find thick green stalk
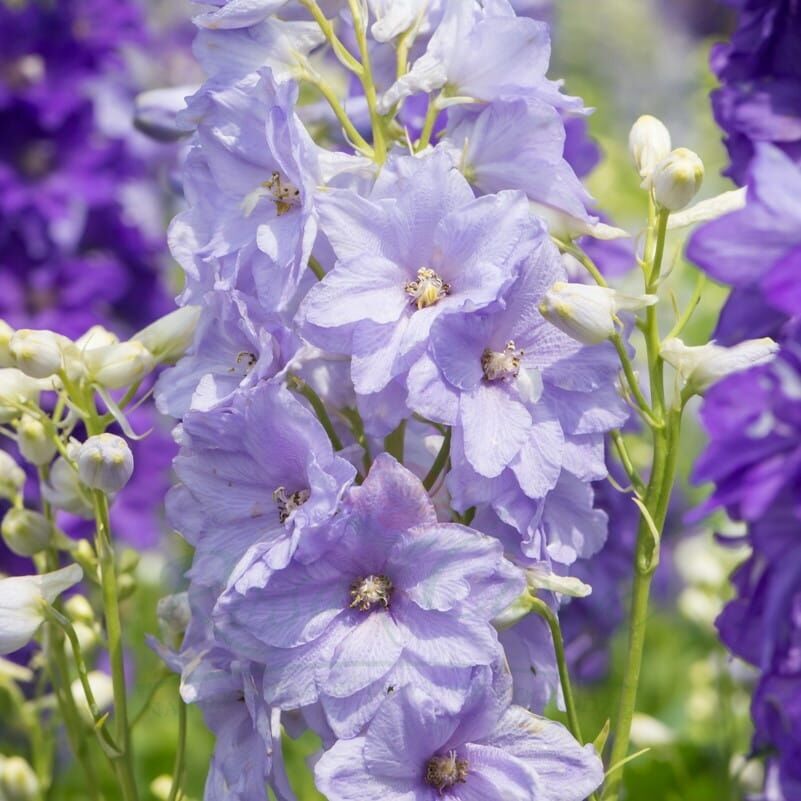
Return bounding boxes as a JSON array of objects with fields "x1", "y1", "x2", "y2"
[{"x1": 94, "y1": 491, "x2": 139, "y2": 801}]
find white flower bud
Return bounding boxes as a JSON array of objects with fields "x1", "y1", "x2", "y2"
[
  {"x1": 629, "y1": 115, "x2": 672, "y2": 180},
  {"x1": 1, "y1": 508, "x2": 54, "y2": 557},
  {"x1": 526, "y1": 565, "x2": 592, "y2": 598},
  {"x1": 83, "y1": 341, "x2": 155, "y2": 389},
  {"x1": 75, "y1": 325, "x2": 119, "y2": 351},
  {"x1": 42, "y1": 445, "x2": 93, "y2": 517},
  {"x1": 134, "y1": 306, "x2": 201, "y2": 365},
  {"x1": 0, "y1": 755, "x2": 40, "y2": 801},
  {"x1": 15, "y1": 414, "x2": 56, "y2": 466},
  {"x1": 0, "y1": 564, "x2": 83, "y2": 654},
  {"x1": 0, "y1": 369, "x2": 42, "y2": 423},
  {"x1": 0, "y1": 452, "x2": 25, "y2": 502},
  {"x1": 0, "y1": 320, "x2": 14, "y2": 367},
  {"x1": 71, "y1": 670, "x2": 114, "y2": 724},
  {"x1": 63, "y1": 594, "x2": 95, "y2": 625},
  {"x1": 76, "y1": 434, "x2": 134, "y2": 494},
  {"x1": 649, "y1": 148, "x2": 704, "y2": 212},
  {"x1": 8, "y1": 329, "x2": 67, "y2": 378},
  {"x1": 539, "y1": 282, "x2": 657, "y2": 345},
  {"x1": 661, "y1": 336, "x2": 779, "y2": 392}
]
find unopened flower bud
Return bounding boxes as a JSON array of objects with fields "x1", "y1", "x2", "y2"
[
  {"x1": 9, "y1": 329, "x2": 67, "y2": 378},
  {"x1": 629, "y1": 115, "x2": 672, "y2": 179},
  {"x1": 134, "y1": 306, "x2": 201, "y2": 365},
  {"x1": 16, "y1": 414, "x2": 56, "y2": 466},
  {"x1": 71, "y1": 670, "x2": 114, "y2": 724},
  {"x1": 650, "y1": 148, "x2": 704, "y2": 212},
  {"x1": 0, "y1": 452, "x2": 25, "y2": 502},
  {"x1": 77, "y1": 434, "x2": 134, "y2": 494},
  {"x1": 76, "y1": 325, "x2": 119, "y2": 351},
  {"x1": 539, "y1": 282, "x2": 657, "y2": 345},
  {"x1": 1, "y1": 508, "x2": 54, "y2": 556},
  {"x1": 43, "y1": 446, "x2": 93, "y2": 518},
  {"x1": 661, "y1": 336, "x2": 779, "y2": 392},
  {"x1": 0, "y1": 755, "x2": 40, "y2": 801},
  {"x1": 0, "y1": 368, "x2": 42, "y2": 423},
  {"x1": 157, "y1": 592, "x2": 190, "y2": 640},
  {"x1": 0, "y1": 320, "x2": 14, "y2": 367},
  {"x1": 63, "y1": 594, "x2": 95, "y2": 625},
  {"x1": 84, "y1": 341, "x2": 155, "y2": 389}
]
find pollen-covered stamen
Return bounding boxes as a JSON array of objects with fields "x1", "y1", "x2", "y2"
[
  {"x1": 405, "y1": 268, "x2": 451, "y2": 310},
  {"x1": 425, "y1": 751, "x2": 469, "y2": 794},
  {"x1": 273, "y1": 486, "x2": 310, "y2": 523},
  {"x1": 242, "y1": 171, "x2": 301, "y2": 217},
  {"x1": 481, "y1": 340, "x2": 524, "y2": 381},
  {"x1": 349, "y1": 574, "x2": 393, "y2": 611}
]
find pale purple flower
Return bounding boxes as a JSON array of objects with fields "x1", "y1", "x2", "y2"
[
  {"x1": 213, "y1": 454, "x2": 524, "y2": 735},
  {"x1": 167, "y1": 382, "x2": 356, "y2": 587},
  {"x1": 155, "y1": 289, "x2": 291, "y2": 419},
  {"x1": 315, "y1": 671, "x2": 603, "y2": 801},
  {"x1": 300, "y1": 151, "x2": 533, "y2": 395}
]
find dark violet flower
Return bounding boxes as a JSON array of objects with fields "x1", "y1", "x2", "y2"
[
  {"x1": 300, "y1": 151, "x2": 533, "y2": 395},
  {"x1": 709, "y1": 0, "x2": 801, "y2": 182},
  {"x1": 688, "y1": 145, "x2": 801, "y2": 320},
  {"x1": 168, "y1": 382, "x2": 356, "y2": 586},
  {"x1": 692, "y1": 333, "x2": 801, "y2": 523},
  {"x1": 315, "y1": 671, "x2": 603, "y2": 801},
  {"x1": 213, "y1": 454, "x2": 524, "y2": 735}
]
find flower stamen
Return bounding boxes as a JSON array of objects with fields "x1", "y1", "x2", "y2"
[
  {"x1": 481, "y1": 340, "x2": 524, "y2": 382},
  {"x1": 405, "y1": 268, "x2": 451, "y2": 310},
  {"x1": 425, "y1": 751, "x2": 469, "y2": 794},
  {"x1": 242, "y1": 171, "x2": 301, "y2": 217},
  {"x1": 349, "y1": 574, "x2": 393, "y2": 611},
  {"x1": 273, "y1": 486, "x2": 310, "y2": 523}
]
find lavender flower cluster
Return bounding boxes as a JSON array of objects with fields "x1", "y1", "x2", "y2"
[
  {"x1": 689, "y1": 3, "x2": 801, "y2": 796},
  {"x1": 0, "y1": 0, "x2": 181, "y2": 562},
  {"x1": 156, "y1": 2, "x2": 630, "y2": 798}
]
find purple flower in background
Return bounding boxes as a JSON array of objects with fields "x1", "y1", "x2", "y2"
[
  {"x1": 315, "y1": 672, "x2": 603, "y2": 801},
  {"x1": 168, "y1": 382, "x2": 356, "y2": 587},
  {"x1": 213, "y1": 455, "x2": 524, "y2": 734},
  {"x1": 688, "y1": 145, "x2": 801, "y2": 321},
  {"x1": 709, "y1": 0, "x2": 801, "y2": 183}
]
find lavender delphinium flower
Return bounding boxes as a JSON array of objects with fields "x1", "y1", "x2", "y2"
[
  {"x1": 316, "y1": 669, "x2": 603, "y2": 801},
  {"x1": 153, "y1": 2, "x2": 629, "y2": 797},
  {"x1": 214, "y1": 454, "x2": 524, "y2": 737}
]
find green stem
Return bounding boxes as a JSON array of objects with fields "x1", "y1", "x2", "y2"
[
  {"x1": 347, "y1": 0, "x2": 387, "y2": 163},
  {"x1": 666, "y1": 272, "x2": 707, "y2": 340},
  {"x1": 603, "y1": 208, "x2": 676, "y2": 801},
  {"x1": 423, "y1": 427, "x2": 451, "y2": 491},
  {"x1": 415, "y1": 94, "x2": 440, "y2": 152},
  {"x1": 287, "y1": 375, "x2": 344, "y2": 451},
  {"x1": 551, "y1": 238, "x2": 609, "y2": 288},
  {"x1": 93, "y1": 490, "x2": 139, "y2": 801},
  {"x1": 384, "y1": 420, "x2": 406, "y2": 463},
  {"x1": 611, "y1": 334, "x2": 659, "y2": 427},
  {"x1": 308, "y1": 256, "x2": 326, "y2": 281},
  {"x1": 299, "y1": 0, "x2": 364, "y2": 75},
  {"x1": 301, "y1": 71, "x2": 374, "y2": 158},
  {"x1": 130, "y1": 670, "x2": 171, "y2": 729},
  {"x1": 529, "y1": 597, "x2": 583, "y2": 744},
  {"x1": 167, "y1": 694, "x2": 187, "y2": 801},
  {"x1": 610, "y1": 430, "x2": 646, "y2": 497}
]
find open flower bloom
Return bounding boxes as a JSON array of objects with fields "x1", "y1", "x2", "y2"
[{"x1": 0, "y1": 564, "x2": 83, "y2": 654}]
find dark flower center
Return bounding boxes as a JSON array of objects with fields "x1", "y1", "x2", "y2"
[
  {"x1": 273, "y1": 486, "x2": 310, "y2": 523},
  {"x1": 232, "y1": 350, "x2": 258, "y2": 375},
  {"x1": 405, "y1": 268, "x2": 451, "y2": 310},
  {"x1": 425, "y1": 751, "x2": 469, "y2": 794},
  {"x1": 481, "y1": 340, "x2": 523, "y2": 381},
  {"x1": 242, "y1": 171, "x2": 301, "y2": 217},
  {"x1": 349, "y1": 574, "x2": 393, "y2": 611}
]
